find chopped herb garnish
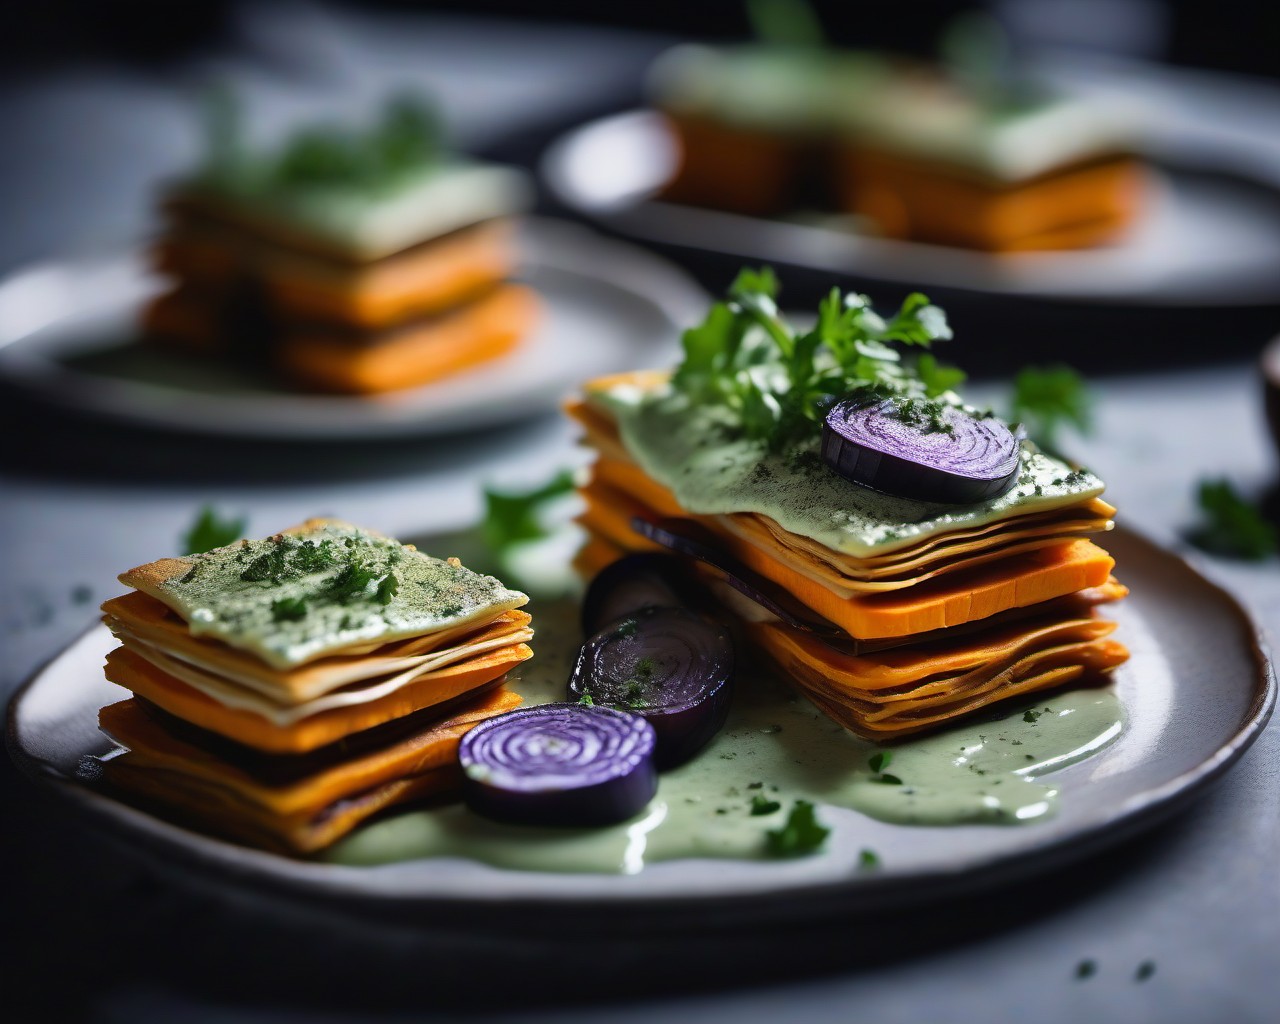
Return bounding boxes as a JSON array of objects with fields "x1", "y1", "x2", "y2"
[
  {"x1": 764, "y1": 799, "x2": 831, "y2": 857},
  {"x1": 329, "y1": 562, "x2": 377, "y2": 603},
  {"x1": 270, "y1": 596, "x2": 308, "y2": 622},
  {"x1": 375, "y1": 572, "x2": 399, "y2": 606},
  {"x1": 858, "y1": 848, "x2": 880, "y2": 870},
  {"x1": 481, "y1": 469, "x2": 576, "y2": 557},
  {"x1": 1009, "y1": 365, "x2": 1092, "y2": 451},
  {"x1": 1023, "y1": 709, "x2": 1042, "y2": 723},
  {"x1": 182, "y1": 506, "x2": 246, "y2": 556},
  {"x1": 1135, "y1": 961, "x2": 1156, "y2": 982},
  {"x1": 747, "y1": 781, "x2": 764, "y2": 790},
  {"x1": 671, "y1": 269, "x2": 954, "y2": 453},
  {"x1": 868, "y1": 751, "x2": 892, "y2": 773},
  {"x1": 577, "y1": 692, "x2": 595, "y2": 707},
  {"x1": 870, "y1": 773, "x2": 904, "y2": 785},
  {"x1": 1075, "y1": 959, "x2": 1097, "y2": 980},
  {"x1": 750, "y1": 794, "x2": 782, "y2": 816},
  {"x1": 1187, "y1": 478, "x2": 1277, "y2": 560}
]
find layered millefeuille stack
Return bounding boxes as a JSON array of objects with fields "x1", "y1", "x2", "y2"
[
  {"x1": 144, "y1": 101, "x2": 537, "y2": 393},
  {"x1": 97, "y1": 520, "x2": 532, "y2": 853},
  {"x1": 567, "y1": 373, "x2": 1128, "y2": 740}
]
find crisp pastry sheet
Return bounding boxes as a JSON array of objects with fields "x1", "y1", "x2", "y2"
[
  {"x1": 104, "y1": 642, "x2": 533, "y2": 754},
  {"x1": 104, "y1": 590, "x2": 531, "y2": 704}
]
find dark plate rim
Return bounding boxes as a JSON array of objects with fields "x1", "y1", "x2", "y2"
[{"x1": 6, "y1": 525, "x2": 1274, "y2": 932}]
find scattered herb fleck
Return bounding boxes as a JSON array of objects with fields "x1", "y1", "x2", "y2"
[
  {"x1": 577, "y1": 692, "x2": 595, "y2": 707},
  {"x1": 858, "y1": 848, "x2": 880, "y2": 870},
  {"x1": 1135, "y1": 961, "x2": 1156, "y2": 982},
  {"x1": 750, "y1": 794, "x2": 782, "y2": 816},
  {"x1": 868, "y1": 751, "x2": 893, "y2": 773},
  {"x1": 71, "y1": 585, "x2": 93, "y2": 605},
  {"x1": 270, "y1": 596, "x2": 308, "y2": 622},
  {"x1": 1076, "y1": 959, "x2": 1097, "y2": 980},
  {"x1": 764, "y1": 800, "x2": 831, "y2": 857},
  {"x1": 1023, "y1": 709, "x2": 1042, "y2": 724},
  {"x1": 375, "y1": 572, "x2": 399, "y2": 606}
]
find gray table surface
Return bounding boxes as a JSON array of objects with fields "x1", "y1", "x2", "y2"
[{"x1": 3, "y1": 7, "x2": 1279, "y2": 1022}]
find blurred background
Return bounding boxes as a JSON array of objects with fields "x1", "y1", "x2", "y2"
[{"x1": 4, "y1": 3, "x2": 1280, "y2": 1022}]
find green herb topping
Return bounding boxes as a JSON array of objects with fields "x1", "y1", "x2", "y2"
[
  {"x1": 270, "y1": 596, "x2": 308, "y2": 622},
  {"x1": 1187, "y1": 478, "x2": 1277, "y2": 560},
  {"x1": 858, "y1": 848, "x2": 881, "y2": 870},
  {"x1": 481, "y1": 469, "x2": 577, "y2": 557},
  {"x1": 200, "y1": 92, "x2": 444, "y2": 197},
  {"x1": 671, "y1": 268, "x2": 958, "y2": 453},
  {"x1": 182, "y1": 506, "x2": 246, "y2": 556},
  {"x1": 750, "y1": 794, "x2": 783, "y2": 816},
  {"x1": 764, "y1": 799, "x2": 832, "y2": 856},
  {"x1": 1009, "y1": 365, "x2": 1092, "y2": 451}
]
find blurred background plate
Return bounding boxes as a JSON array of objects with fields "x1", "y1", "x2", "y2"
[
  {"x1": 0, "y1": 217, "x2": 705, "y2": 441},
  {"x1": 543, "y1": 110, "x2": 1280, "y2": 375}
]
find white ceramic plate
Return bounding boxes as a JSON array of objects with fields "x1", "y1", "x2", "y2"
[
  {"x1": 0, "y1": 218, "x2": 705, "y2": 441},
  {"x1": 542, "y1": 110, "x2": 1280, "y2": 306},
  {"x1": 6, "y1": 527, "x2": 1272, "y2": 931}
]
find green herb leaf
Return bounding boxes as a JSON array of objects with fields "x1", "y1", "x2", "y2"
[
  {"x1": 1009, "y1": 365, "x2": 1092, "y2": 450},
  {"x1": 858, "y1": 848, "x2": 880, "y2": 870},
  {"x1": 764, "y1": 799, "x2": 831, "y2": 856},
  {"x1": 270, "y1": 596, "x2": 308, "y2": 622},
  {"x1": 670, "y1": 269, "x2": 961, "y2": 453},
  {"x1": 481, "y1": 469, "x2": 576, "y2": 555},
  {"x1": 577, "y1": 692, "x2": 595, "y2": 707},
  {"x1": 870, "y1": 773, "x2": 904, "y2": 785},
  {"x1": 747, "y1": 0, "x2": 826, "y2": 47},
  {"x1": 1023, "y1": 709, "x2": 1042, "y2": 723},
  {"x1": 329, "y1": 562, "x2": 377, "y2": 603},
  {"x1": 182, "y1": 506, "x2": 246, "y2": 555},
  {"x1": 868, "y1": 751, "x2": 893, "y2": 773},
  {"x1": 750, "y1": 794, "x2": 783, "y2": 816},
  {"x1": 376, "y1": 572, "x2": 399, "y2": 606},
  {"x1": 1188, "y1": 478, "x2": 1278, "y2": 560}
]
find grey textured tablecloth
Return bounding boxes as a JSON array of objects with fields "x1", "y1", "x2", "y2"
[{"x1": 2, "y1": 7, "x2": 1278, "y2": 1022}]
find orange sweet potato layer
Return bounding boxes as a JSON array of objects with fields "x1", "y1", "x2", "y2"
[
  {"x1": 835, "y1": 149, "x2": 1145, "y2": 251},
  {"x1": 99, "y1": 686, "x2": 520, "y2": 820},
  {"x1": 278, "y1": 283, "x2": 537, "y2": 394},
  {"x1": 104, "y1": 642, "x2": 532, "y2": 754}
]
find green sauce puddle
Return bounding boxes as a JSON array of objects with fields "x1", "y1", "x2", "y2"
[{"x1": 327, "y1": 600, "x2": 1123, "y2": 873}]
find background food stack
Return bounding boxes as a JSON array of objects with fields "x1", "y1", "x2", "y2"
[
  {"x1": 144, "y1": 97, "x2": 539, "y2": 393},
  {"x1": 95, "y1": 520, "x2": 532, "y2": 853}
]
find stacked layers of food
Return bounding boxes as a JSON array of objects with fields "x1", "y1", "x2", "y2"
[
  {"x1": 98, "y1": 519, "x2": 532, "y2": 852},
  {"x1": 567, "y1": 272, "x2": 1128, "y2": 738},
  {"x1": 144, "y1": 97, "x2": 538, "y2": 393},
  {"x1": 648, "y1": 43, "x2": 1142, "y2": 251}
]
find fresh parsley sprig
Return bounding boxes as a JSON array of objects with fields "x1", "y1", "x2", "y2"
[
  {"x1": 1188, "y1": 479, "x2": 1277, "y2": 560},
  {"x1": 1009, "y1": 365, "x2": 1092, "y2": 451},
  {"x1": 672, "y1": 268, "x2": 959, "y2": 452}
]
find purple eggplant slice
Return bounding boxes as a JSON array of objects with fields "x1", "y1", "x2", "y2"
[
  {"x1": 580, "y1": 552, "x2": 698, "y2": 636},
  {"x1": 569, "y1": 606, "x2": 734, "y2": 769},
  {"x1": 822, "y1": 394, "x2": 1022, "y2": 504},
  {"x1": 459, "y1": 703, "x2": 657, "y2": 827}
]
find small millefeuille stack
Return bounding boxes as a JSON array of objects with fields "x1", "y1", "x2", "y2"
[
  {"x1": 97, "y1": 519, "x2": 531, "y2": 853},
  {"x1": 144, "y1": 96, "x2": 538, "y2": 393},
  {"x1": 565, "y1": 276, "x2": 1128, "y2": 739}
]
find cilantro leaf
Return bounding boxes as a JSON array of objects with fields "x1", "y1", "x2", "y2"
[
  {"x1": 1188, "y1": 479, "x2": 1277, "y2": 560},
  {"x1": 182, "y1": 506, "x2": 246, "y2": 555},
  {"x1": 764, "y1": 799, "x2": 831, "y2": 856},
  {"x1": 1010, "y1": 365, "x2": 1092, "y2": 450},
  {"x1": 750, "y1": 794, "x2": 782, "y2": 816},
  {"x1": 481, "y1": 470, "x2": 576, "y2": 556}
]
